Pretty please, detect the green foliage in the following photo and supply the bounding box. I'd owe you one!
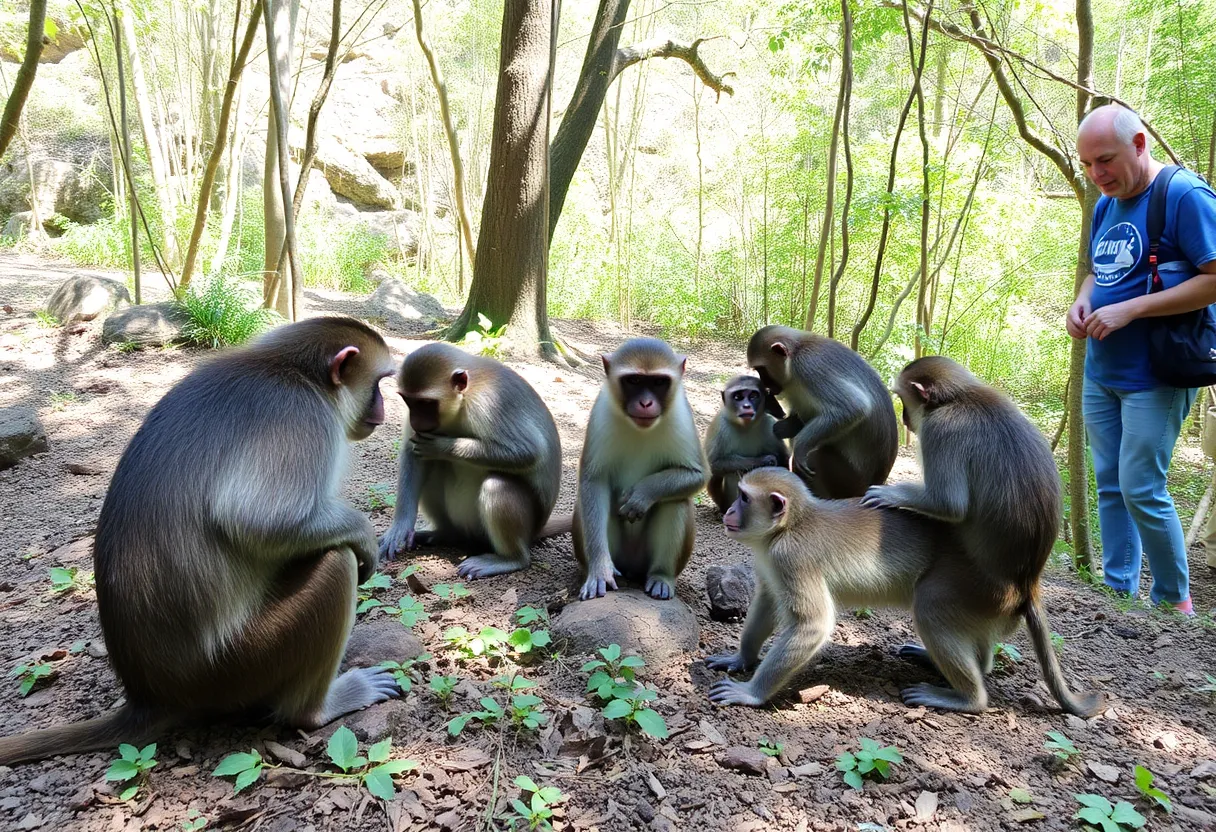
[507,626,552,656]
[852,607,874,619]
[992,642,1023,669]
[48,391,78,411]
[432,583,470,602]
[10,660,54,697]
[325,728,420,800]
[179,809,208,831]
[49,566,92,594]
[356,572,392,615]
[378,653,430,694]
[212,749,264,794]
[1051,632,1066,653]
[106,743,158,801]
[34,310,58,328]
[391,596,430,629]
[1045,731,1081,762]
[447,696,505,735]
[1074,794,1146,832]
[582,644,646,700]
[365,484,396,511]
[429,674,459,707]
[176,275,279,348]
[758,737,784,757]
[458,313,508,357]
[1132,765,1172,813]
[504,775,565,831]
[836,738,903,790]
[515,605,549,626]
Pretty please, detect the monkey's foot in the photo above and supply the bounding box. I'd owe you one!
[859,485,900,510]
[704,651,750,673]
[378,522,416,560]
[578,567,620,600]
[708,678,765,707]
[900,682,985,714]
[644,575,676,600]
[457,554,528,580]
[312,667,403,726]
[896,644,940,672]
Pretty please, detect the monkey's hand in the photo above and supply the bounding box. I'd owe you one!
[792,453,816,482]
[353,533,379,585]
[859,485,903,510]
[707,678,766,708]
[378,521,417,561]
[704,651,753,674]
[409,433,456,461]
[578,563,621,600]
[758,454,781,468]
[618,488,654,523]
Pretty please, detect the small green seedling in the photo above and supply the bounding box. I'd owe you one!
[112,340,140,354]
[459,313,508,357]
[583,643,646,700]
[212,749,265,794]
[447,697,505,736]
[993,642,1023,670]
[49,391,78,411]
[366,484,396,510]
[1132,764,1171,813]
[327,726,419,801]
[379,653,431,693]
[179,809,208,830]
[106,743,158,801]
[508,626,552,656]
[758,737,784,757]
[1051,632,1066,652]
[1045,731,1081,762]
[34,310,59,328]
[505,775,565,831]
[10,660,55,697]
[432,583,471,602]
[49,566,93,594]
[430,674,460,707]
[391,596,430,628]
[445,626,510,661]
[508,694,548,731]
[600,685,668,739]
[356,572,392,615]
[515,606,549,626]
[1192,673,1216,696]
[853,607,874,619]
[836,738,903,790]
[1073,793,1146,832]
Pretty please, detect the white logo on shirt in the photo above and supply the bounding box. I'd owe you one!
[1093,221,1142,286]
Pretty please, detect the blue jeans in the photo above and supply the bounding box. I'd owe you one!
[1082,376,1196,604]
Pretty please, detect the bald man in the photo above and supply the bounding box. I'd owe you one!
[1067,104,1216,616]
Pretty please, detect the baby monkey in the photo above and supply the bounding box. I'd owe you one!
[704,375,789,513]
[706,468,1102,716]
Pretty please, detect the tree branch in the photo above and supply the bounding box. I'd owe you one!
[612,37,735,97]
[0,0,47,159]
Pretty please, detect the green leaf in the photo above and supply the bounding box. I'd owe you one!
[368,737,392,763]
[1134,765,1152,790]
[602,644,621,661]
[512,694,543,709]
[835,752,856,771]
[515,774,540,792]
[857,757,876,775]
[327,726,359,772]
[43,17,58,41]
[447,715,471,736]
[508,628,534,649]
[1075,794,1113,813]
[509,798,531,817]
[633,709,668,739]
[119,784,139,801]
[581,660,606,672]
[530,630,551,648]
[118,743,140,761]
[376,759,418,775]
[139,743,157,762]
[213,751,259,777]
[586,670,611,692]
[537,786,562,803]
[356,598,383,614]
[1010,788,1033,804]
[843,770,864,790]
[105,759,139,782]
[619,655,645,668]
[363,769,396,801]
[476,313,493,330]
[1075,807,1110,825]
[602,699,632,719]
[1110,802,1145,828]
[233,765,261,794]
[859,737,880,753]
[874,746,903,763]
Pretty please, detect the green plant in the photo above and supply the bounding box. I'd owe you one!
[1045,731,1081,762]
[10,660,55,696]
[758,737,784,757]
[111,340,140,354]
[326,726,419,800]
[515,605,549,626]
[433,583,471,602]
[429,674,459,707]
[378,653,431,693]
[1073,794,1146,832]
[179,809,208,831]
[391,595,429,628]
[1051,632,1066,652]
[853,607,874,619]
[1192,673,1216,695]
[491,675,548,732]
[447,696,505,735]
[508,626,552,656]
[366,484,396,511]
[176,275,279,348]
[49,391,78,411]
[1132,765,1171,813]
[357,572,392,615]
[993,642,1023,669]
[582,644,646,700]
[34,310,58,328]
[836,738,903,790]
[459,313,508,357]
[600,685,668,739]
[105,743,158,801]
[504,775,565,831]
[445,625,510,661]
[212,749,265,794]
[49,566,93,594]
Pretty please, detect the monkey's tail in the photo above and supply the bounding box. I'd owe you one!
[1023,599,1105,718]
[537,512,573,539]
[0,704,170,766]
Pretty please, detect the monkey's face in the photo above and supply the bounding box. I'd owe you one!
[724,480,787,541]
[400,369,468,435]
[347,372,394,441]
[893,376,928,434]
[331,344,396,442]
[723,383,763,426]
[616,373,673,429]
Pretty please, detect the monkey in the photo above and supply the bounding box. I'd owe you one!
[0,317,402,766]
[706,468,1103,716]
[746,325,898,499]
[378,343,566,579]
[704,375,790,513]
[574,337,708,601]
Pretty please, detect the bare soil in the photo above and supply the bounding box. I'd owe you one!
[1,251,1214,832]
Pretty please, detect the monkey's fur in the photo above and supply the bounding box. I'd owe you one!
[574,338,708,600]
[747,325,897,498]
[379,343,565,579]
[704,375,790,513]
[0,317,401,765]
[708,468,1103,716]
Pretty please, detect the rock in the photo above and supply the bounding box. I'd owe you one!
[1086,761,1120,783]
[1010,809,1046,823]
[342,617,424,668]
[101,303,186,347]
[16,813,42,830]
[2,211,36,238]
[705,563,755,621]
[1175,806,1216,826]
[361,279,444,332]
[0,146,111,224]
[1153,731,1179,751]
[798,684,830,704]
[45,275,131,323]
[1191,760,1216,778]
[718,746,772,777]
[346,698,409,743]
[354,210,421,256]
[551,590,699,663]
[699,719,728,746]
[294,136,400,210]
[1064,714,1088,733]
[0,19,90,63]
[789,762,823,778]
[66,462,103,475]
[914,791,938,821]
[636,799,656,822]
[0,407,49,470]
[263,741,307,769]
[361,140,412,180]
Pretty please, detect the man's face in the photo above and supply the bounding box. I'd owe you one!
[1077,128,1146,199]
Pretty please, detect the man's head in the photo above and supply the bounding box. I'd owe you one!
[1077,104,1154,199]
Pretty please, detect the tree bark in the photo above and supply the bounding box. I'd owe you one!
[261,0,300,319]
[826,0,854,341]
[114,7,140,303]
[908,0,932,358]
[444,0,557,357]
[0,0,46,159]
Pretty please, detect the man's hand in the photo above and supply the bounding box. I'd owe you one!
[1084,300,1138,341]
[1066,296,1092,339]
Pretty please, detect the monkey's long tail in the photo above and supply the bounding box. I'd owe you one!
[537,512,573,539]
[1023,599,1105,718]
[0,704,170,766]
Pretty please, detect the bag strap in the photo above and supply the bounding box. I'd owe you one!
[1148,165,1181,292]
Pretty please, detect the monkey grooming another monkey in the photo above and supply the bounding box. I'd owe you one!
[0,317,401,766]
[704,375,790,513]
[707,468,1103,716]
[574,337,708,600]
[379,343,565,579]
[747,325,897,498]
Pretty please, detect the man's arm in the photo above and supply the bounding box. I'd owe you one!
[1067,273,1096,339]
[1085,262,1216,340]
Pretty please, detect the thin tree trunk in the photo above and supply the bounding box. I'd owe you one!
[262,0,301,320]
[211,69,249,276]
[826,0,853,341]
[114,8,141,303]
[0,0,47,159]
[908,0,932,358]
[806,26,847,329]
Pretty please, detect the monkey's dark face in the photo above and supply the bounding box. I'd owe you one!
[724,384,763,426]
[724,482,787,540]
[893,377,927,434]
[348,373,392,440]
[400,368,468,435]
[403,397,440,434]
[617,373,672,429]
[752,365,782,396]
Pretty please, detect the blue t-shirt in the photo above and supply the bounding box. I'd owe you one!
[1086,168,1216,391]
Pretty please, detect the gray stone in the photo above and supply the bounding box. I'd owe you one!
[354,210,421,256]
[293,135,400,210]
[0,147,111,224]
[2,211,36,238]
[101,303,186,347]
[342,617,424,669]
[706,563,755,621]
[45,275,130,323]
[361,279,445,331]
[717,746,772,777]
[0,407,49,470]
[550,590,699,663]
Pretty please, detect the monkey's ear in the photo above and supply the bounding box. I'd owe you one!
[769,491,788,519]
[910,381,929,402]
[677,356,687,376]
[600,354,612,376]
[329,346,360,386]
[770,341,790,359]
[451,369,469,392]
[721,390,728,404]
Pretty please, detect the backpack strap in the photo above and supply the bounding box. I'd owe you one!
[1148,165,1180,292]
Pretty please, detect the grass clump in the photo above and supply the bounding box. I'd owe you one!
[176,275,278,348]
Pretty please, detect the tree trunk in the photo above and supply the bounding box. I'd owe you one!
[211,68,250,276]
[114,8,141,303]
[261,0,300,319]
[806,16,849,330]
[0,0,46,159]
[908,0,932,358]
[826,0,854,341]
[444,0,556,357]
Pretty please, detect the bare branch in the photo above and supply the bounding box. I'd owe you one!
[613,37,735,98]
[0,0,47,158]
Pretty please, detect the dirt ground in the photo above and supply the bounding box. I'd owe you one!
[0,251,1214,832]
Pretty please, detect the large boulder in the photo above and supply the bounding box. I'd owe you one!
[0,407,49,470]
[0,144,111,225]
[550,590,699,663]
[361,278,445,332]
[45,275,131,323]
[706,563,756,621]
[355,209,421,256]
[101,303,187,347]
[292,136,400,210]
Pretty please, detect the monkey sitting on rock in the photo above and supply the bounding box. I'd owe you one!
[706,467,1103,716]
[704,375,789,513]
